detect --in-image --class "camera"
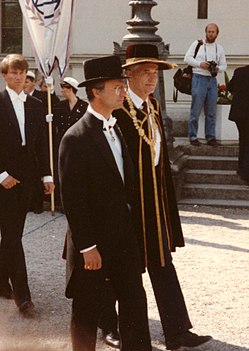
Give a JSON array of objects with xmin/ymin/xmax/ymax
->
[{"xmin": 208, "ymin": 61, "xmax": 218, "ymax": 77}]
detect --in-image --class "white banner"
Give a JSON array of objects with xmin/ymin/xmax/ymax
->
[{"xmin": 19, "ymin": 0, "xmax": 76, "ymax": 78}]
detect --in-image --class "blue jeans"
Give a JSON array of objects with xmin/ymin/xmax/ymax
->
[{"xmin": 189, "ymin": 73, "xmax": 218, "ymax": 141}]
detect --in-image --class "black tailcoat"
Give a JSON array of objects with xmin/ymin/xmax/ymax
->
[
  {"xmin": 228, "ymin": 66, "xmax": 249, "ymax": 181},
  {"xmin": 59, "ymin": 111, "xmax": 151, "ymax": 350}
]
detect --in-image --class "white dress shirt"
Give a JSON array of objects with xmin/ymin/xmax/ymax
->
[
  {"xmin": 0, "ymin": 87, "xmax": 52, "ymax": 184},
  {"xmin": 128, "ymin": 88, "xmax": 161, "ymax": 166},
  {"xmin": 80, "ymin": 105, "xmax": 125, "ymax": 254}
]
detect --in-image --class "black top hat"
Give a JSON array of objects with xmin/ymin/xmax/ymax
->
[
  {"xmin": 122, "ymin": 44, "xmax": 176, "ymax": 70},
  {"xmin": 78, "ymin": 55, "xmax": 128, "ymax": 87}
]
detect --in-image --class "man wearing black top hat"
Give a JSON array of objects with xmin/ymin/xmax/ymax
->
[
  {"xmin": 58, "ymin": 55, "xmax": 151, "ymax": 351},
  {"xmin": 99, "ymin": 44, "xmax": 212, "ymax": 350}
]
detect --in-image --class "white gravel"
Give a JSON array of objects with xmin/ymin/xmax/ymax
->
[{"xmin": 0, "ymin": 205, "xmax": 248, "ymax": 351}]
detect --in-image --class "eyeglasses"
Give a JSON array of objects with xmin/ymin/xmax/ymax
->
[
  {"xmin": 114, "ymin": 85, "xmax": 128, "ymax": 96},
  {"xmin": 97, "ymin": 85, "xmax": 128, "ymax": 96}
]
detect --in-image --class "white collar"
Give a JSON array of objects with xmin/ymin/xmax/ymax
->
[
  {"xmin": 6, "ymin": 86, "xmax": 27, "ymax": 102},
  {"xmin": 128, "ymin": 87, "xmax": 149, "ymax": 110},
  {"xmin": 87, "ymin": 105, "xmax": 117, "ymax": 129}
]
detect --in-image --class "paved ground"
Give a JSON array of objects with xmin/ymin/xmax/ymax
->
[{"xmin": 0, "ymin": 205, "xmax": 248, "ymax": 351}]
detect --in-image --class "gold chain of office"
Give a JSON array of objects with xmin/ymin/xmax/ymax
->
[{"xmin": 126, "ymin": 94, "xmax": 158, "ymax": 147}]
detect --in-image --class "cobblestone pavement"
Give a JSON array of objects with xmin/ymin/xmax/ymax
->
[{"xmin": 0, "ymin": 205, "xmax": 248, "ymax": 351}]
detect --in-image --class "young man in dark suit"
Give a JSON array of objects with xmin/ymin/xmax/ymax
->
[
  {"xmin": 0, "ymin": 54, "xmax": 54, "ymax": 313},
  {"xmin": 100, "ymin": 44, "xmax": 212, "ymax": 350},
  {"xmin": 228, "ymin": 66, "xmax": 249, "ymax": 183},
  {"xmin": 59, "ymin": 55, "xmax": 151, "ymax": 351}
]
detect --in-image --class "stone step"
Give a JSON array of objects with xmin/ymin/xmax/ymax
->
[
  {"xmin": 181, "ymin": 183, "xmax": 249, "ymax": 201},
  {"xmin": 178, "ymin": 198, "xmax": 249, "ymax": 208},
  {"xmin": 174, "ymin": 140, "xmax": 239, "ymax": 157},
  {"xmin": 187, "ymin": 155, "xmax": 238, "ymax": 170},
  {"xmin": 184, "ymin": 169, "xmax": 245, "ymax": 185}
]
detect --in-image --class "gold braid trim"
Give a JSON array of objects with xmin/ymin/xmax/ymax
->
[
  {"xmin": 154, "ymin": 112, "xmax": 172, "ymax": 252},
  {"xmin": 138, "ymin": 135, "xmax": 148, "ymax": 267},
  {"xmin": 126, "ymin": 94, "xmax": 165, "ymax": 267}
]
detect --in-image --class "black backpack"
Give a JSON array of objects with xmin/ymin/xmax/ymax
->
[{"xmin": 173, "ymin": 40, "xmax": 203, "ymax": 102}]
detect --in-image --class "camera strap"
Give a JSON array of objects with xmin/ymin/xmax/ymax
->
[{"xmin": 204, "ymin": 43, "xmax": 218, "ymax": 62}]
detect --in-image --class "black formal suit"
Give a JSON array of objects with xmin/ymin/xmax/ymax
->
[
  {"xmin": 0, "ymin": 89, "xmax": 51, "ymax": 306},
  {"xmin": 228, "ymin": 66, "xmax": 249, "ymax": 182},
  {"xmin": 103, "ymin": 96, "xmax": 192, "ymax": 341},
  {"xmin": 59, "ymin": 111, "xmax": 151, "ymax": 351}
]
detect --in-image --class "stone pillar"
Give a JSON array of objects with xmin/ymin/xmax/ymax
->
[{"xmin": 113, "ymin": 0, "xmax": 174, "ymax": 146}]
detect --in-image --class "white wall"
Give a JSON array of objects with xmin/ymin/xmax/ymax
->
[{"xmin": 1, "ymin": 1, "xmax": 249, "ymax": 110}]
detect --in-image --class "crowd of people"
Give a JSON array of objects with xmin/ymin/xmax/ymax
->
[{"xmin": 0, "ymin": 22, "xmax": 245, "ymax": 351}]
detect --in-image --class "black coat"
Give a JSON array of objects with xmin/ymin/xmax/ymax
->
[
  {"xmin": 54, "ymin": 97, "xmax": 88, "ymax": 147},
  {"xmin": 58, "ymin": 112, "xmax": 140, "ymax": 297},
  {"xmin": 113, "ymin": 97, "xmax": 184, "ymax": 268},
  {"xmin": 228, "ymin": 66, "xmax": 249, "ymax": 122},
  {"xmin": 0, "ymin": 90, "xmax": 51, "ymax": 183}
]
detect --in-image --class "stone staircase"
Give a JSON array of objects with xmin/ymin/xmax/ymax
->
[{"xmin": 174, "ymin": 140, "xmax": 249, "ymax": 208}]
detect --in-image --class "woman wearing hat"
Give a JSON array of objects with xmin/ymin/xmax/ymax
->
[
  {"xmin": 54, "ymin": 77, "xmax": 88, "ymax": 147},
  {"xmin": 53, "ymin": 77, "xmax": 88, "ymax": 208}
]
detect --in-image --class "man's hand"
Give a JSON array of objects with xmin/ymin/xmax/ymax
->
[
  {"xmin": 200, "ymin": 61, "xmax": 210, "ymax": 70},
  {"xmin": 43, "ymin": 182, "xmax": 55, "ymax": 195},
  {"xmin": 83, "ymin": 247, "xmax": 102, "ymax": 270},
  {"xmin": 1, "ymin": 175, "xmax": 20, "ymax": 189}
]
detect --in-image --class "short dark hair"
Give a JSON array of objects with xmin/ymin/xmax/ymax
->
[
  {"xmin": 60, "ymin": 83, "xmax": 77, "ymax": 95},
  {"xmin": 26, "ymin": 76, "xmax": 35, "ymax": 83},
  {"xmin": 85, "ymin": 81, "xmax": 105, "ymax": 102},
  {"xmin": 0, "ymin": 54, "xmax": 29, "ymax": 74}
]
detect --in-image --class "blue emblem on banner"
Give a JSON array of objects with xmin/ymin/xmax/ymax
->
[{"xmin": 32, "ymin": 0, "xmax": 61, "ymax": 19}]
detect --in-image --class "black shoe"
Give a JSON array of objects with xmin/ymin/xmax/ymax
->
[
  {"xmin": 19, "ymin": 300, "xmax": 34, "ymax": 314},
  {"xmin": 102, "ymin": 330, "xmax": 120, "ymax": 349},
  {"xmin": 190, "ymin": 139, "xmax": 202, "ymax": 147},
  {"xmin": 166, "ymin": 331, "xmax": 212, "ymax": 350},
  {"xmin": 0, "ymin": 287, "xmax": 14, "ymax": 300},
  {"xmin": 207, "ymin": 139, "xmax": 219, "ymax": 147}
]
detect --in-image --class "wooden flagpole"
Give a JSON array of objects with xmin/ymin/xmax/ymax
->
[{"xmin": 46, "ymin": 83, "xmax": 55, "ymax": 216}]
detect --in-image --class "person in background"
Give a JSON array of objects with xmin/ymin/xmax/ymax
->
[
  {"xmin": 59, "ymin": 55, "xmax": 152, "ymax": 351},
  {"xmin": 0, "ymin": 54, "xmax": 54, "ymax": 314},
  {"xmin": 184, "ymin": 23, "xmax": 227, "ymax": 146},
  {"xmin": 53, "ymin": 77, "xmax": 88, "ymax": 208},
  {"xmin": 23, "ymin": 70, "xmax": 43, "ymax": 100},
  {"xmin": 99, "ymin": 44, "xmax": 212, "ymax": 351},
  {"xmin": 54, "ymin": 77, "xmax": 88, "ymax": 148},
  {"xmin": 228, "ymin": 65, "xmax": 249, "ymax": 184}
]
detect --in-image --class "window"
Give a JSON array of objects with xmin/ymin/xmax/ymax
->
[
  {"xmin": 0, "ymin": 0, "xmax": 22, "ymax": 53},
  {"xmin": 198, "ymin": 0, "xmax": 208, "ymax": 19}
]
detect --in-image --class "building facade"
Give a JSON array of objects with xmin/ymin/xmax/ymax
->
[{"xmin": 0, "ymin": 0, "xmax": 248, "ymax": 136}]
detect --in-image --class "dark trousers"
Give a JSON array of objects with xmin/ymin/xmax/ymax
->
[
  {"xmin": 99, "ymin": 232, "xmax": 192, "ymax": 343},
  {"xmin": 236, "ymin": 119, "xmax": 249, "ymax": 182},
  {"xmin": 147, "ymin": 251, "xmax": 192, "ymax": 340},
  {"xmin": 0, "ymin": 183, "xmax": 32, "ymax": 306},
  {"xmin": 30, "ymin": 178, "xmax": 44, "ymax": 211},
  {"xmin": 70, "ymin": 250, "xmax": 151, "ymax": 351}
]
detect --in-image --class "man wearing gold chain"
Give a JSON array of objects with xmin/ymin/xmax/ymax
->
[{"xmin": 101, "ymin": 44, "xmax": 212, "ymax": 350}]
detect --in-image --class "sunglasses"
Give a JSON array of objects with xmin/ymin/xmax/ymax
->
[{"xmin": 60, "ymin": 83, "xmax": 71, "ymax": 89}]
